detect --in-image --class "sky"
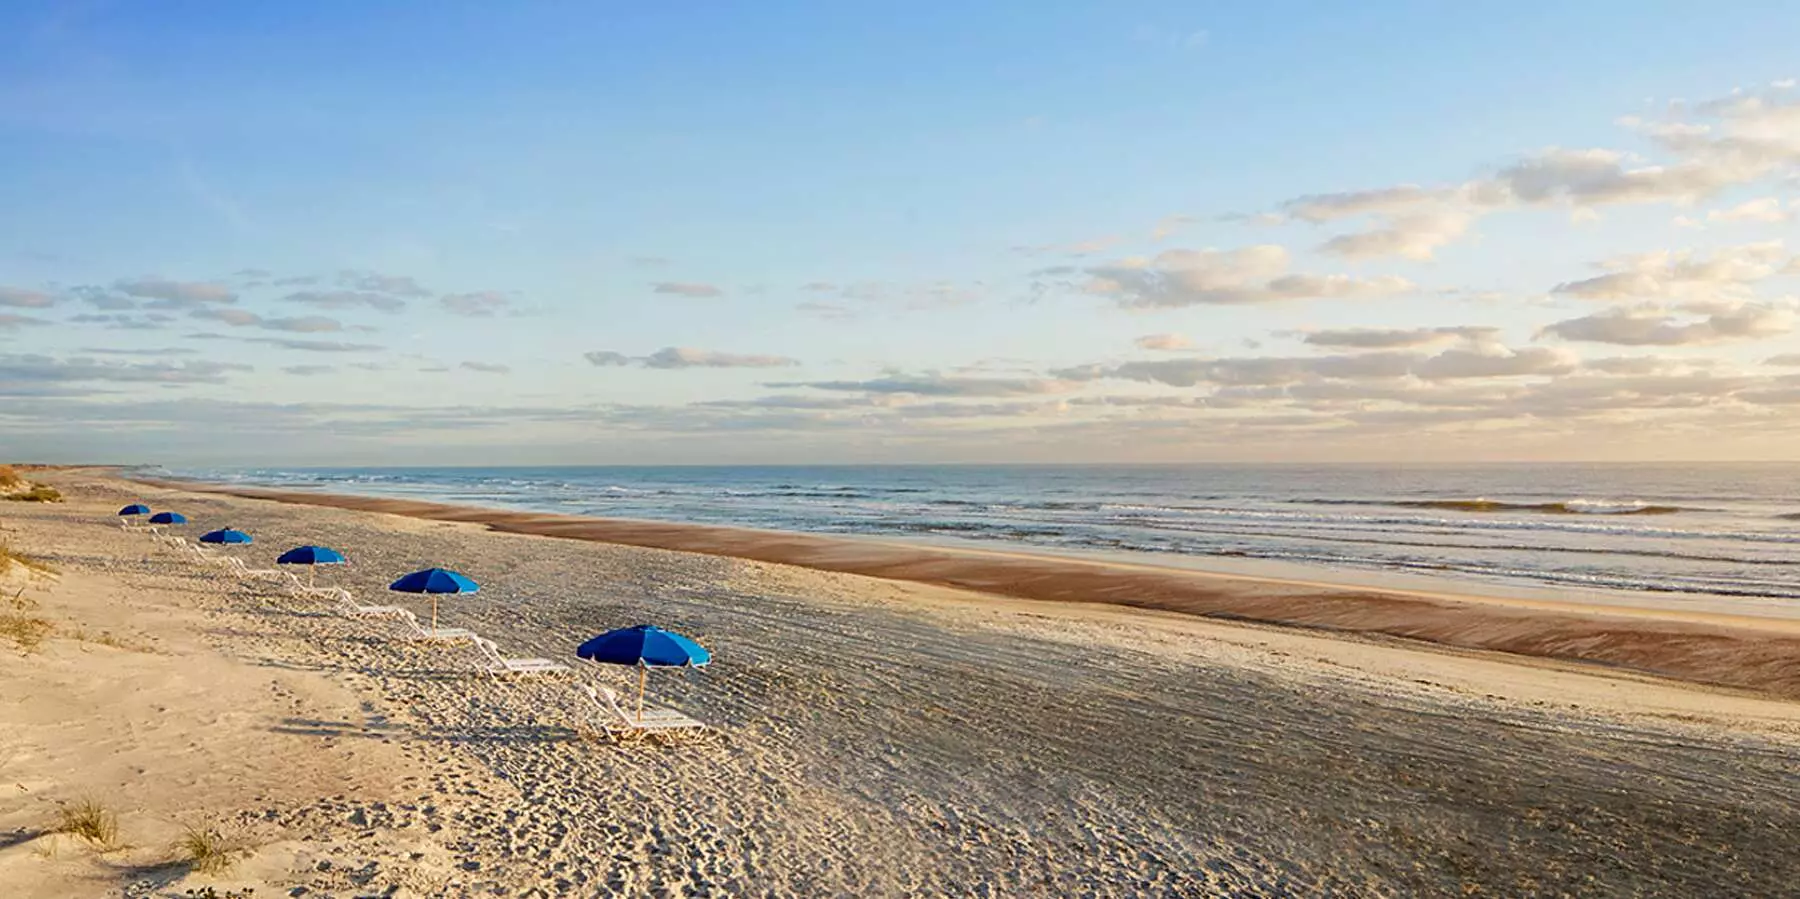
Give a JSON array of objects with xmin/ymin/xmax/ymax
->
[{"xmin": 3, "ymin": 1, "xmax": 1800, "ymax": 465}]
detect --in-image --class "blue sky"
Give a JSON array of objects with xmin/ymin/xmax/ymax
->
[{"xmin": 4, "ymin": 1, "xmax": 1800, "ymax": 463}]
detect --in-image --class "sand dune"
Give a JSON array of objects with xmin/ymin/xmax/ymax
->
[{"xmin": 148, "ymin": 477, "xmax": 1800, "ymax": 700}]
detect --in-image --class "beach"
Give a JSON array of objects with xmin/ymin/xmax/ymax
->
[{"xmin": 4, "ymin": 470, "xmax": 1800, "ymax": 896}]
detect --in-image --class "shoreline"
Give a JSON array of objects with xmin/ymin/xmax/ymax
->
[
  {"xmin": 137, "ymin": 475, "xmax": 1800, "ymax": 700},
  {"xmin": 9, "ymin": 471, "xmax": 1800, "ymax": 895}
]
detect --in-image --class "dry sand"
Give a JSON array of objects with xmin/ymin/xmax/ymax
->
[{"xmin": 2, "ymin": 471, "xmax": 1799, "ymax": 897}]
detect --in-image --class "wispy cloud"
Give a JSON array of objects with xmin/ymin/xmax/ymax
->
[
  {"xmin": 1084, "ymin": 245, "xmax": 1413, "ymax": 308},
  {"xmin": 115, "ymin": 278, "xmax": 236, "ymax": 307},
  {"xmin": 652, "ymin": 281, "xmax": 725, "ymax": 298},
  {"xmin": 440, "ymin": 291, "xmax": 512, "ymax": 316},
  {"xmin": 283, "ymin": 290, "xmax": 408, "ymax": 313},
  {"xmin": 0, "ymin": 286, "xmax": 57, "ymax": 308},
  {"xmin": 585, "ymin": 347, "xmax": 799, "ymax": 369}
]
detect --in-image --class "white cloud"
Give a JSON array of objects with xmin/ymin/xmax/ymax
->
[
  {"xmin": 115, "ymin": 278, "xmax": 236, "ymax": 307},
  {"xmin": 459, "ymin": 361, "xmax": 512, "ymax": 374},
  {"xmin": 68, "ymin": 313, "xmax": 176, "ymax": 330},
  {"xmin": 1538, "ymin": 302, "xmax": 1795, "ymax": 345},
  {"xmin": 0, "ymin": 286, "xmax": 56, "ymax": 308},
  {"xmin": 0, "ymin": 313, "xmax": 50, "ymax": 329},
  {"xmin": 641, "ymin": 348, "xmax": 799, "ymax": 369},
  {"xmin": 1264, "ymin": 86, "xmax": 1800, "ymax": 259},
  {"xmin": 440, "ymin": 291, "xmax": 512, "ymax": 316},
  {"xmin": 282, "ymin": 365, "xmax": 336, "ymax": 376},
  {"xmin": 1551, "ymin": 240, "xmax": 1789, "ymax": 299},
  {"xmin": 1084, "ymin": 245, "xmax": 1413, "ymax": 308},
  {"xmin": 770, "ymin": 373, "xmax": 1076, "ymax": 397},
  {"xmin": 1693, "ymin": 196, "xmax": 1794, "ymax": 225},
  {"xmin": 1055, "ymin": 344, "xmax": 1574, "ymax": 387},
  {"xmin": 585, "ymin": 348, "xmax": 798, "ymax": 369},
  {"xmin": 652, "ymin": 282, "xmax": 725, "ymax": 298},
  {"xmin": 1767, "ymin": 353, "xmax": 1800, "ymax": 366},
  {"xmin": 338, "ymin": 272, "xmax": 431, "ymax": 297},
  {"xmin": 284, "ymin": 290, "xmax": 408, "ymax": 313},
  {"xmin": 188, "ymin": 333, "xmax": 384, "ymax": 353},
  {"xmin": 584, "ymin": 351, "xmax": 631, "ymax": 367},
  {"xmin": 1151, "ymin": 215, "xmax": 1196, "ymax": 240},
  {"xmin": 191, "ymin": 309, "xmax": 345, "ymax": 333},
  {"xmin": 1318, "ymin": 208, "xmax": 1474, "ymax": 260},
  {"xmin": 0, "ymin": 353, "xmax": 250, "ymax": 385},
  {"xmin": 1134, "ymin": 333, "xmax": 1192, "ymax": 350},
  {"xmin": 1013, "ymin": 237, "xmax": 1121, "ymax": 257},
  {"xmin": 75, "ymin": 347, "xmax": 198, "ymax": 357},
  {"xmin": 1300, "ymin": 326, "xmax": 1498, "ymax": 349},
  {"xmin": 796, "ymin": 301, "xmax": 856, "ymax": 320}
]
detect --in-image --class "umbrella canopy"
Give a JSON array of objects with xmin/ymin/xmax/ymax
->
[
  {"xmin": 388, "ymin": 567, "xmax": 478, "ymax": 632},
  {"xmin": 279, "ymin": 545, "xmax": 347, "ymax": 588},
  {"xmin": 148, "ymin": 511, "xmax": 187, "ymax": 525},
  {"xmin": 577, "ymin": 625, "xmax": 711, "ymax": 722},
  {"xmin": 198, "ymin": 528, "xmax": 253, "ymax": 545},
  {"xmin": 577, "ymin": 625, "xmax": 711, "ymax": 668},
  {"xmin": 277, "ymin": 545, "xmax": 346, "ymax": 566},
  {"xmin": 118, "ymin": 504, "xmax": 151, "ymax": 516}
]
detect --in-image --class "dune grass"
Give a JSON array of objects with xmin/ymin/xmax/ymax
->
[
  {"xmin": 177, "ymin": 823, "xmax": 235, "ymax": 875},
  {"xmin": 3, "ymin": 485, "xmax": 62, "ymax": 503},
  {"xmin": 0, "ymin": 541, "xmax": 57, "ymax": 574},
  {"xmin": 0, "ymin": 613, "xmax": 53, "ymax": 651},
  {"xmin": 54, "ymin": 799, "xmax": 120, "ymax": 848},
  {"xmin": 0, "ymin": 465, "xmax": 20, "ymax": 488}
]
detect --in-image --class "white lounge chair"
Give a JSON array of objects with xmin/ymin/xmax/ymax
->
[
  {"xmin": 404, "ymin": 618, "xmax": 480, "ymax": 643},
  {"xmin": 578, "ymin": 684, "xmax": 706, "ymax": 738},
  {"xmin": 270, "ymin": 570, "xmax": 350, "ymax": 601},
  {"xmin": 317, "ymin": 588, "xmax": 414, "ymax": 619},
  {"xmin": 216, "ymin": 556, "xmax": 290, "ymax": 584},
  {"xmin": 472, "ymin": 637, "xmax": 571, "ymax": 677}
]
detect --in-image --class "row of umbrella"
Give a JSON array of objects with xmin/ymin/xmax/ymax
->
[{"xmin": 119, "ymin": 502, "xmax": 711, "ymax": 713}]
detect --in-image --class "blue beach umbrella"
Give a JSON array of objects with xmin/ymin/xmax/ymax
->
[
  {"xmin": 148, "ymin": 511, "xmax": 187, "ymax": 525},
  {"xmin": 199, "ymin": 528, "xmax": 253, "ymax": 545},
  {"xmin": 388, "ymin": 567, "xmax": 478, "ymax": 633},
  {"xmin": 278, "ymin": 545, "xmax": 347, "ymax": 587},
  {"xmin": 118, "ymin": 504, "xmax": 151, "ymax": 517},
  {"xmin": 576, "ymin": 625, "xmax": 711, "ymax": 721}
]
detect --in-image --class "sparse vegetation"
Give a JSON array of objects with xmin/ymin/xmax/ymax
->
[
  {"xmin": 0, "ymin": 465, "xmax": 21, "ymax": 488},
  {"xmin": 177, "ymin": 823, "xmax": 236, "ymax": 875},
  {"xmin": 54, "ymin": 799, "xmax": 119, "ymax": 848},
  {"xmin": 0, "ymin": 541, "xmax": 57, "ymax": 575},
  {"xmin": 1, "ymin": 611, "xmax": 53, "ymax": 651},
  {"xmin": 65, "ymin": 626, "xmax": 156, "ymax": 653},
  {"xmin": 4, "ymin": 484, "xmax": 63, "ymax": 502}
]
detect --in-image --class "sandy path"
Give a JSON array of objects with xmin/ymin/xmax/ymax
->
[{"xmin": 3, "ymin": 473, "xmax": 1799, "ymax": 896}]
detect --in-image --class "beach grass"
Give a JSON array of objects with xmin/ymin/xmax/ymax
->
[
  {"xmin": 177, "ymin": 823, "xmax": 235, "ymax": 875},
  {"xmin": 0, "ymin": 541, "xmax": 58, "ymax": 574},
  {"xmin": 3, "ymin": 484, "xmax": 64, "ymax": 503},
  {"xmin": 0, "ymin": 610, "xmax": 53, "ymax": 651},
  {"xmin": 54, "ymin": 799, "xmax": 120, "ymax": 848}
]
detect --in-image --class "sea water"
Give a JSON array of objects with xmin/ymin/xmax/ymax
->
[{"xmin": 153, "ymin": 464, "xmax": 1800, "ymax": 606}]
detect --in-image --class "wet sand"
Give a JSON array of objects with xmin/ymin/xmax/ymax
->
[{"xmin": 3, "ymin": 471, "xmax": 1798, "ymax": 896}]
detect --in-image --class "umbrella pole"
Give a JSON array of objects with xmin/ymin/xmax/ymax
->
[
  {"xmin": 431, "ymin": 597, "xmax": 439, "ymax": 634},
  {"xmin": 637, "ymin": 665, "xmax": 646, "ymax": 723},
  {"xmin": 308, "ymin": 567, "xmax": 316, "ymax": 588}
]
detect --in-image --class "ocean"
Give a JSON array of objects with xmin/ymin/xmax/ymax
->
[{"xmin": 153, "ymin": 464, "xmax": 1800, "ymax": 607}]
